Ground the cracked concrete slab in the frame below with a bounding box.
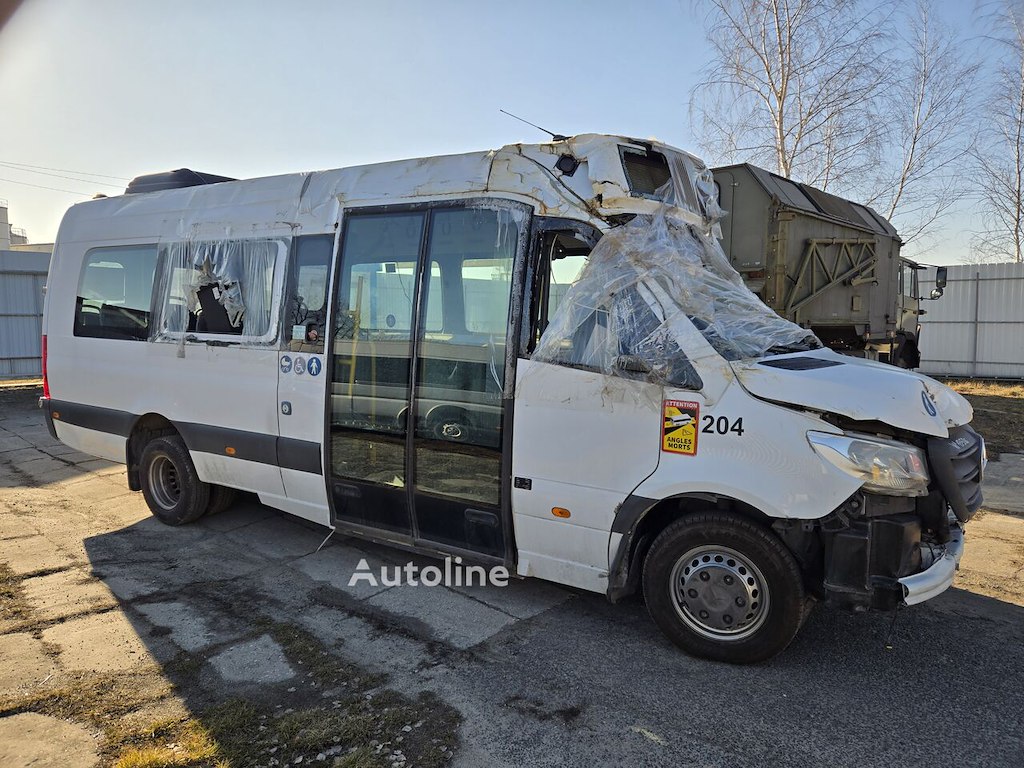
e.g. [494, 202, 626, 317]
[209, 634, 295, 683]
[450, 578, 571, 621]
[222, 515, 328, 559]
[11, 454, 75, 480]
[0, 433, 33, 453]
[2, 534, 78, 575]
[135, 601, 243, 652]
[41, 610, 155, 673]
[0, 514, 39, 540]
[199, 501, 276, 532]
[298, 607, 429, 677]
[292, 545, 393, 600]
[365, 585, 516, 649]
[0, 632, 60, 695]
[0, 713, 99, 768]
[92, 565, 162, 601]
[22, 568, 118, 622]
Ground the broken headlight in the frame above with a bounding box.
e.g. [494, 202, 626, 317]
[808, 432, 929, 497]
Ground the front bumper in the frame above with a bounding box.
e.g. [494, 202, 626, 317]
[898, 519, 964, 605]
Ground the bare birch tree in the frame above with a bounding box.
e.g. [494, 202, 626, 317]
[691, 0, 977, 251]
[690, 0, 890, 192]
[972, 0, 1024, 263]
[866, 0, 979, 247]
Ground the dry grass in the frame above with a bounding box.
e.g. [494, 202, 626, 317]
[945, 379, 1024, 399]
[113, 718, 221, 768]
[0, 621, 458, 768]
[0, 377, 42, 390]
[0, 563, 34, 625]
[109, 691, 447, 768]
[944, 379, 1024, 458]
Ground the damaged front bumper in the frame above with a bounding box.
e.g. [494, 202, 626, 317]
[898, 518, 964, 605]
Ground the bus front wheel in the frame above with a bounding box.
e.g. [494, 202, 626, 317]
[642, 512, 806, 664]
[139, 436, 211, 526]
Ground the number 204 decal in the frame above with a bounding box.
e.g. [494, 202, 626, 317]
[701, 415, 745, 436]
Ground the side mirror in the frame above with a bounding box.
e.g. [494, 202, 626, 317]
[929, 287, 944, 300]
[935, 266, 948, 290]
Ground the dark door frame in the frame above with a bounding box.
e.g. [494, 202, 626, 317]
[322, 198, 533, 567]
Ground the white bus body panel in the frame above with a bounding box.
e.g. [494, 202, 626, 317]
[511, 361, 664, 592]
[631, 385, 862, 521]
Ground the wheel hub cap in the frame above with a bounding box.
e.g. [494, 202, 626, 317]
[148, 455, 182, 510]
[670, 545, 770, 640]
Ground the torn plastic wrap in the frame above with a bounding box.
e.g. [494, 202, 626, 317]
[532, 198, 820, 388]
[663, 151, 726, 228]
[154, 238, 283, 346]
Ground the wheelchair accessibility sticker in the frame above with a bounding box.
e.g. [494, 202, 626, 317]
[663, 400, 699, 456]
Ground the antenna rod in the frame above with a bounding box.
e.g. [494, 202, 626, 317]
[499, 109, 569, 141]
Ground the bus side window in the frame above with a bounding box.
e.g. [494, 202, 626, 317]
[285, 234, 333, 352]
[74, 245, 159, 341]
[156, 238, 284, 341]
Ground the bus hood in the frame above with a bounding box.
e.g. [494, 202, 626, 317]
[731, 350, 972, 438]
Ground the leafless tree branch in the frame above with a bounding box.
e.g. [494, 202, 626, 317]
[690, 0, 978, 252]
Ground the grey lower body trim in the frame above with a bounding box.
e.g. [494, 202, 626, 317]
[44, 398, 322, 475]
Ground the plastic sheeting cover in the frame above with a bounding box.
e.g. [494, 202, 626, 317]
[155, 238, 281, 340]
[533, 182, 819, 386]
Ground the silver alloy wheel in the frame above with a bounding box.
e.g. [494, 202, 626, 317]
[148, 454, 181, 511]
[670, 545, 771, 641]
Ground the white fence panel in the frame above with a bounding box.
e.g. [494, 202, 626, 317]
[919, 262, 1024, 379]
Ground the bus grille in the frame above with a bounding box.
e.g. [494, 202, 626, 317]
[927, 425, 984, 523]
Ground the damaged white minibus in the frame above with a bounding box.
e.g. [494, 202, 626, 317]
[40, 134, 985, 662]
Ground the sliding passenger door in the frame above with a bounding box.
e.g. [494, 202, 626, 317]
[410, 205, 522, 559]
[327, 201, 528, 561]
[328, 211, 424, 538]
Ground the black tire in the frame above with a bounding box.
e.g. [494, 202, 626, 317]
[205, 485, 237, 517]
[642, 512, 805, 664]
[139, 436, 210, 526]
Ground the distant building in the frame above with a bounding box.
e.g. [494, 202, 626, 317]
[10, 242, 54, 254]
[0, 199, 30, 249]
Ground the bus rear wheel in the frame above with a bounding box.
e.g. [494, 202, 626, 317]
[642, 512, 805, 664]
[205, 485, 237, 517]
[139, 436, 210, 526]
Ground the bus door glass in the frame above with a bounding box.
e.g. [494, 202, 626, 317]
[327, 201, 527, 558]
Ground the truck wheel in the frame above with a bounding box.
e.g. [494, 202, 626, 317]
[642, 512, 805, 664]
[139, 436, 210, 526]
[205, 485, 237, 517]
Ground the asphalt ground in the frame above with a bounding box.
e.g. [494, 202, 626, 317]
[1, 383, 1022, 767]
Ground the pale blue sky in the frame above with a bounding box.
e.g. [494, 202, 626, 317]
[0, 0, 985, 262]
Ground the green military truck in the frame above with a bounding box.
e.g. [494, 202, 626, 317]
[713, 164, 946, 368]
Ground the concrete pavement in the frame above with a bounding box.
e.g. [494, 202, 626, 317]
[1, 385, 1023, 767]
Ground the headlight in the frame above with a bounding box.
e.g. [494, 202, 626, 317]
[808, 432, 929, 496]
